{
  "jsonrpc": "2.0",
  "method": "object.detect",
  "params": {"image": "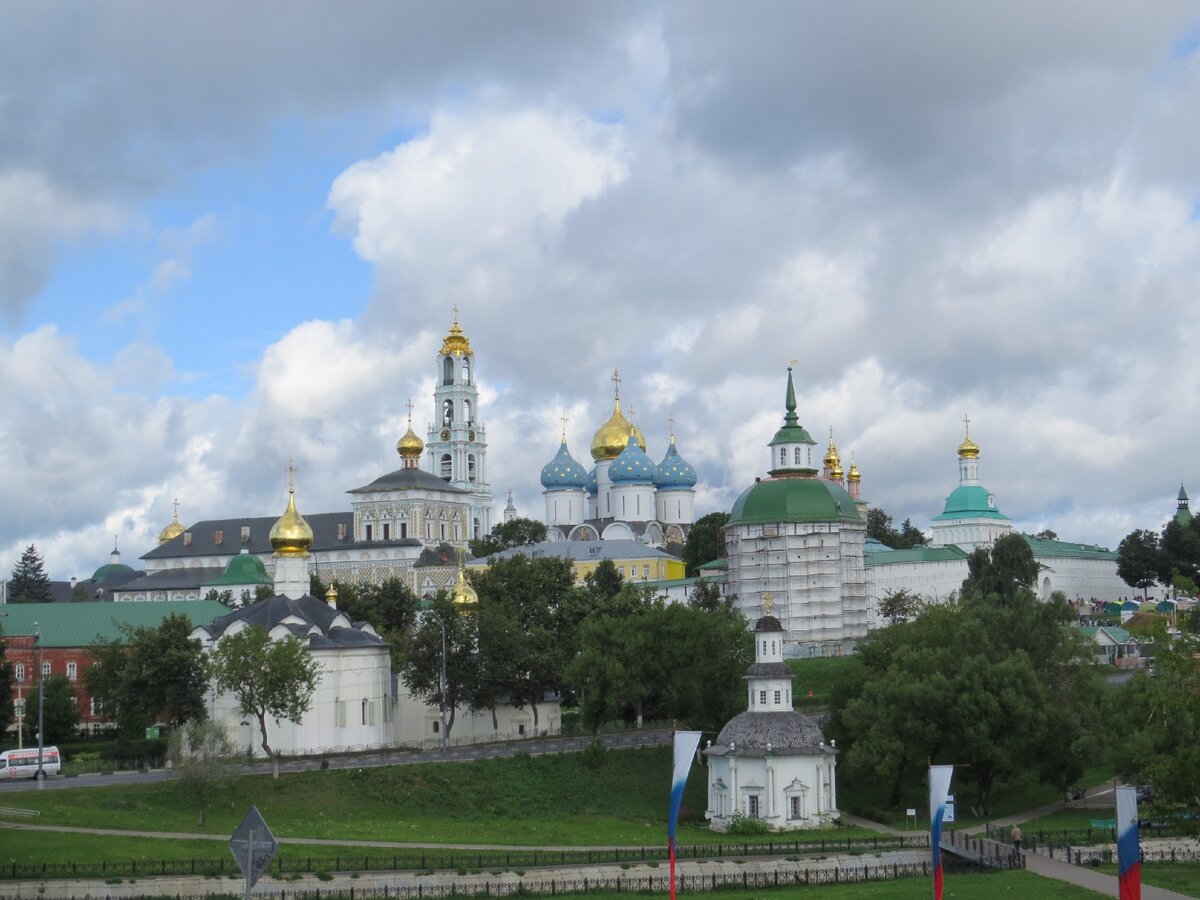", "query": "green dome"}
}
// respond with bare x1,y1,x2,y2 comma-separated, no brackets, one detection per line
729,476,863,525
91,562,135,585
931,485,1009,521
203,552,273,587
